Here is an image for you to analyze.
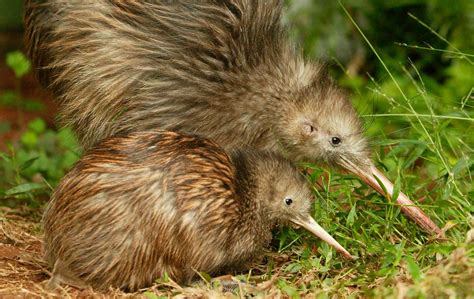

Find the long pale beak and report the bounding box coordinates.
[339,158,442,235]
[292,215,356,260]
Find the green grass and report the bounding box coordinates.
[0,3,473,298]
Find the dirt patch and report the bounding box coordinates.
[0,207,52,297]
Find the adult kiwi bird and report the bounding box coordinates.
[43,130,353,291]
[24,1,441,234]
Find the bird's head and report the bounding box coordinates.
[270,65,441,235]
[254,154,355,260]
[274,72,368,167]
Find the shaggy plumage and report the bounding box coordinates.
[43,130,352,291]
[24,1,359,156]
[25,0,441,233]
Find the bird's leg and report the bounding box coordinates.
[47,259,86,290]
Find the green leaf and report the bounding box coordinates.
[0,92,44,111]
[346,204,357,226]
[452,157,471,176]
[20,156,39,171]
[6,51,31,78]
[5,183,45,195]
[277,280,300,299]
[0,152,10,162]
[405,255,423,283]
[21,131,38,147]
[58,127,80,150]
[143,292,161,299]
[28,118,47,134]
[0,91,20,107]
[391,175,401,203]
[154,272,170,284]
[278,227,289,251]
[199,271,212,282]
[373,174,388,195]
[61,151,80,169]
[22,99,46,112]
[285,262,303,273]
[403,144,426,169]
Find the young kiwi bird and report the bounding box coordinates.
[25,1,441,234]
[43,130,353,291]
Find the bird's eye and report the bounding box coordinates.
[284,198,293,206]
[330,136,341,146]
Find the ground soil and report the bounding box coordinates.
[0,206,55,297]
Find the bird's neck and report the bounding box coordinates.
[231,151,277,239]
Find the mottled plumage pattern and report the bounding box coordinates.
[44,131,316,291]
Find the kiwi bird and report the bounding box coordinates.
[25,1,441,234]
[43,130,353,291]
